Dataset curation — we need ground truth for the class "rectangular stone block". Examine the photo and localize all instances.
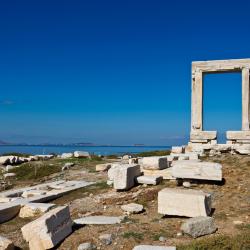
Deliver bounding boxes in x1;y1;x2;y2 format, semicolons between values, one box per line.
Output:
158;188;212;217
136;175;163;185
227;131;250;140
140;156;168;170
21;206;73;250
113;164;141;190
172;161;222;181
190;131;217;140
171;146;184;154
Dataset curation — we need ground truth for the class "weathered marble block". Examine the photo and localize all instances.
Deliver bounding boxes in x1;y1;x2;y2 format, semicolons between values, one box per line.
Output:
172;161;222;181
21;206;73;250
113;164;141;190
140;156;168;170
136;175;163;185
171;146;184;154
0;203;21;223
158;188;212;217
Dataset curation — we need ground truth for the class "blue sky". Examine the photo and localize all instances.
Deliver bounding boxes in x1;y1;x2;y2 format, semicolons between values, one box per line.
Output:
0;0;249;145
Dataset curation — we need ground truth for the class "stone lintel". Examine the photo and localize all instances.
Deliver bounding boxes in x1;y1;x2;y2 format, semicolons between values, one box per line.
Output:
192;59;250;73
226;131;250;140
190;131;217;140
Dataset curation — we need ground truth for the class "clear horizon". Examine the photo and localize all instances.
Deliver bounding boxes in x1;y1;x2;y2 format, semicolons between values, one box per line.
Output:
1;1;250;145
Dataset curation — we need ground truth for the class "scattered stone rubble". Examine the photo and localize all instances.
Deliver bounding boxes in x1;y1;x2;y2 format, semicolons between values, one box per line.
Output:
0;142;232;248
0;180;93;223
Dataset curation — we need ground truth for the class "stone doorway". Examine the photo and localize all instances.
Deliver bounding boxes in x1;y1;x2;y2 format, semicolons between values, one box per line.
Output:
190;59;250;145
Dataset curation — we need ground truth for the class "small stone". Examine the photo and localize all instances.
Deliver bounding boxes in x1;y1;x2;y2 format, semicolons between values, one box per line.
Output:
121;203;144;214
99;234;113;245
159;236;166;242
183;181;191;188
78;242;97;250
233;220;243;225
62;162;75;171
176;232;183;237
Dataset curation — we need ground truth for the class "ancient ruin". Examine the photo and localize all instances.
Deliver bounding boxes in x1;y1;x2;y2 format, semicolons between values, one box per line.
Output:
190;58;250;145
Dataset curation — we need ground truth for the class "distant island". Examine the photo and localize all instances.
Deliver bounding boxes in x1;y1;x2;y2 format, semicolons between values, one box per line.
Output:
0;140;149;147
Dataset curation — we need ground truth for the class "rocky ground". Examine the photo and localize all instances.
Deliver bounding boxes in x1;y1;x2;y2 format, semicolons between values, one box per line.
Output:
0;153;249;250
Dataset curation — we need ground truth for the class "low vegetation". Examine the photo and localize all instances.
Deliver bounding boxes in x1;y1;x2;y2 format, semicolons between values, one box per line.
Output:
135;149;170;157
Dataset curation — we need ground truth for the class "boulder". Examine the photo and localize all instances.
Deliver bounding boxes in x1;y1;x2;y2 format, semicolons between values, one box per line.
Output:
74;216;124;225
74;151;91;158
121;203;144;214
95;163;111;172
172;161;222;181
0;236;14;250
171;146;184;154
112;164;141;190
19;203;55;218
136;175;163;185
133;246;176;250
140;156;168;170
21;206;73;250
158;188;212;217
181;216;217;238
61;153;73;159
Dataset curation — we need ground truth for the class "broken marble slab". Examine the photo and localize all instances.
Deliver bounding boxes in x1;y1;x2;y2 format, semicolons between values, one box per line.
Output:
74;216;124;225
172;161;222;181
21;206;72;250
158;188;212;217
